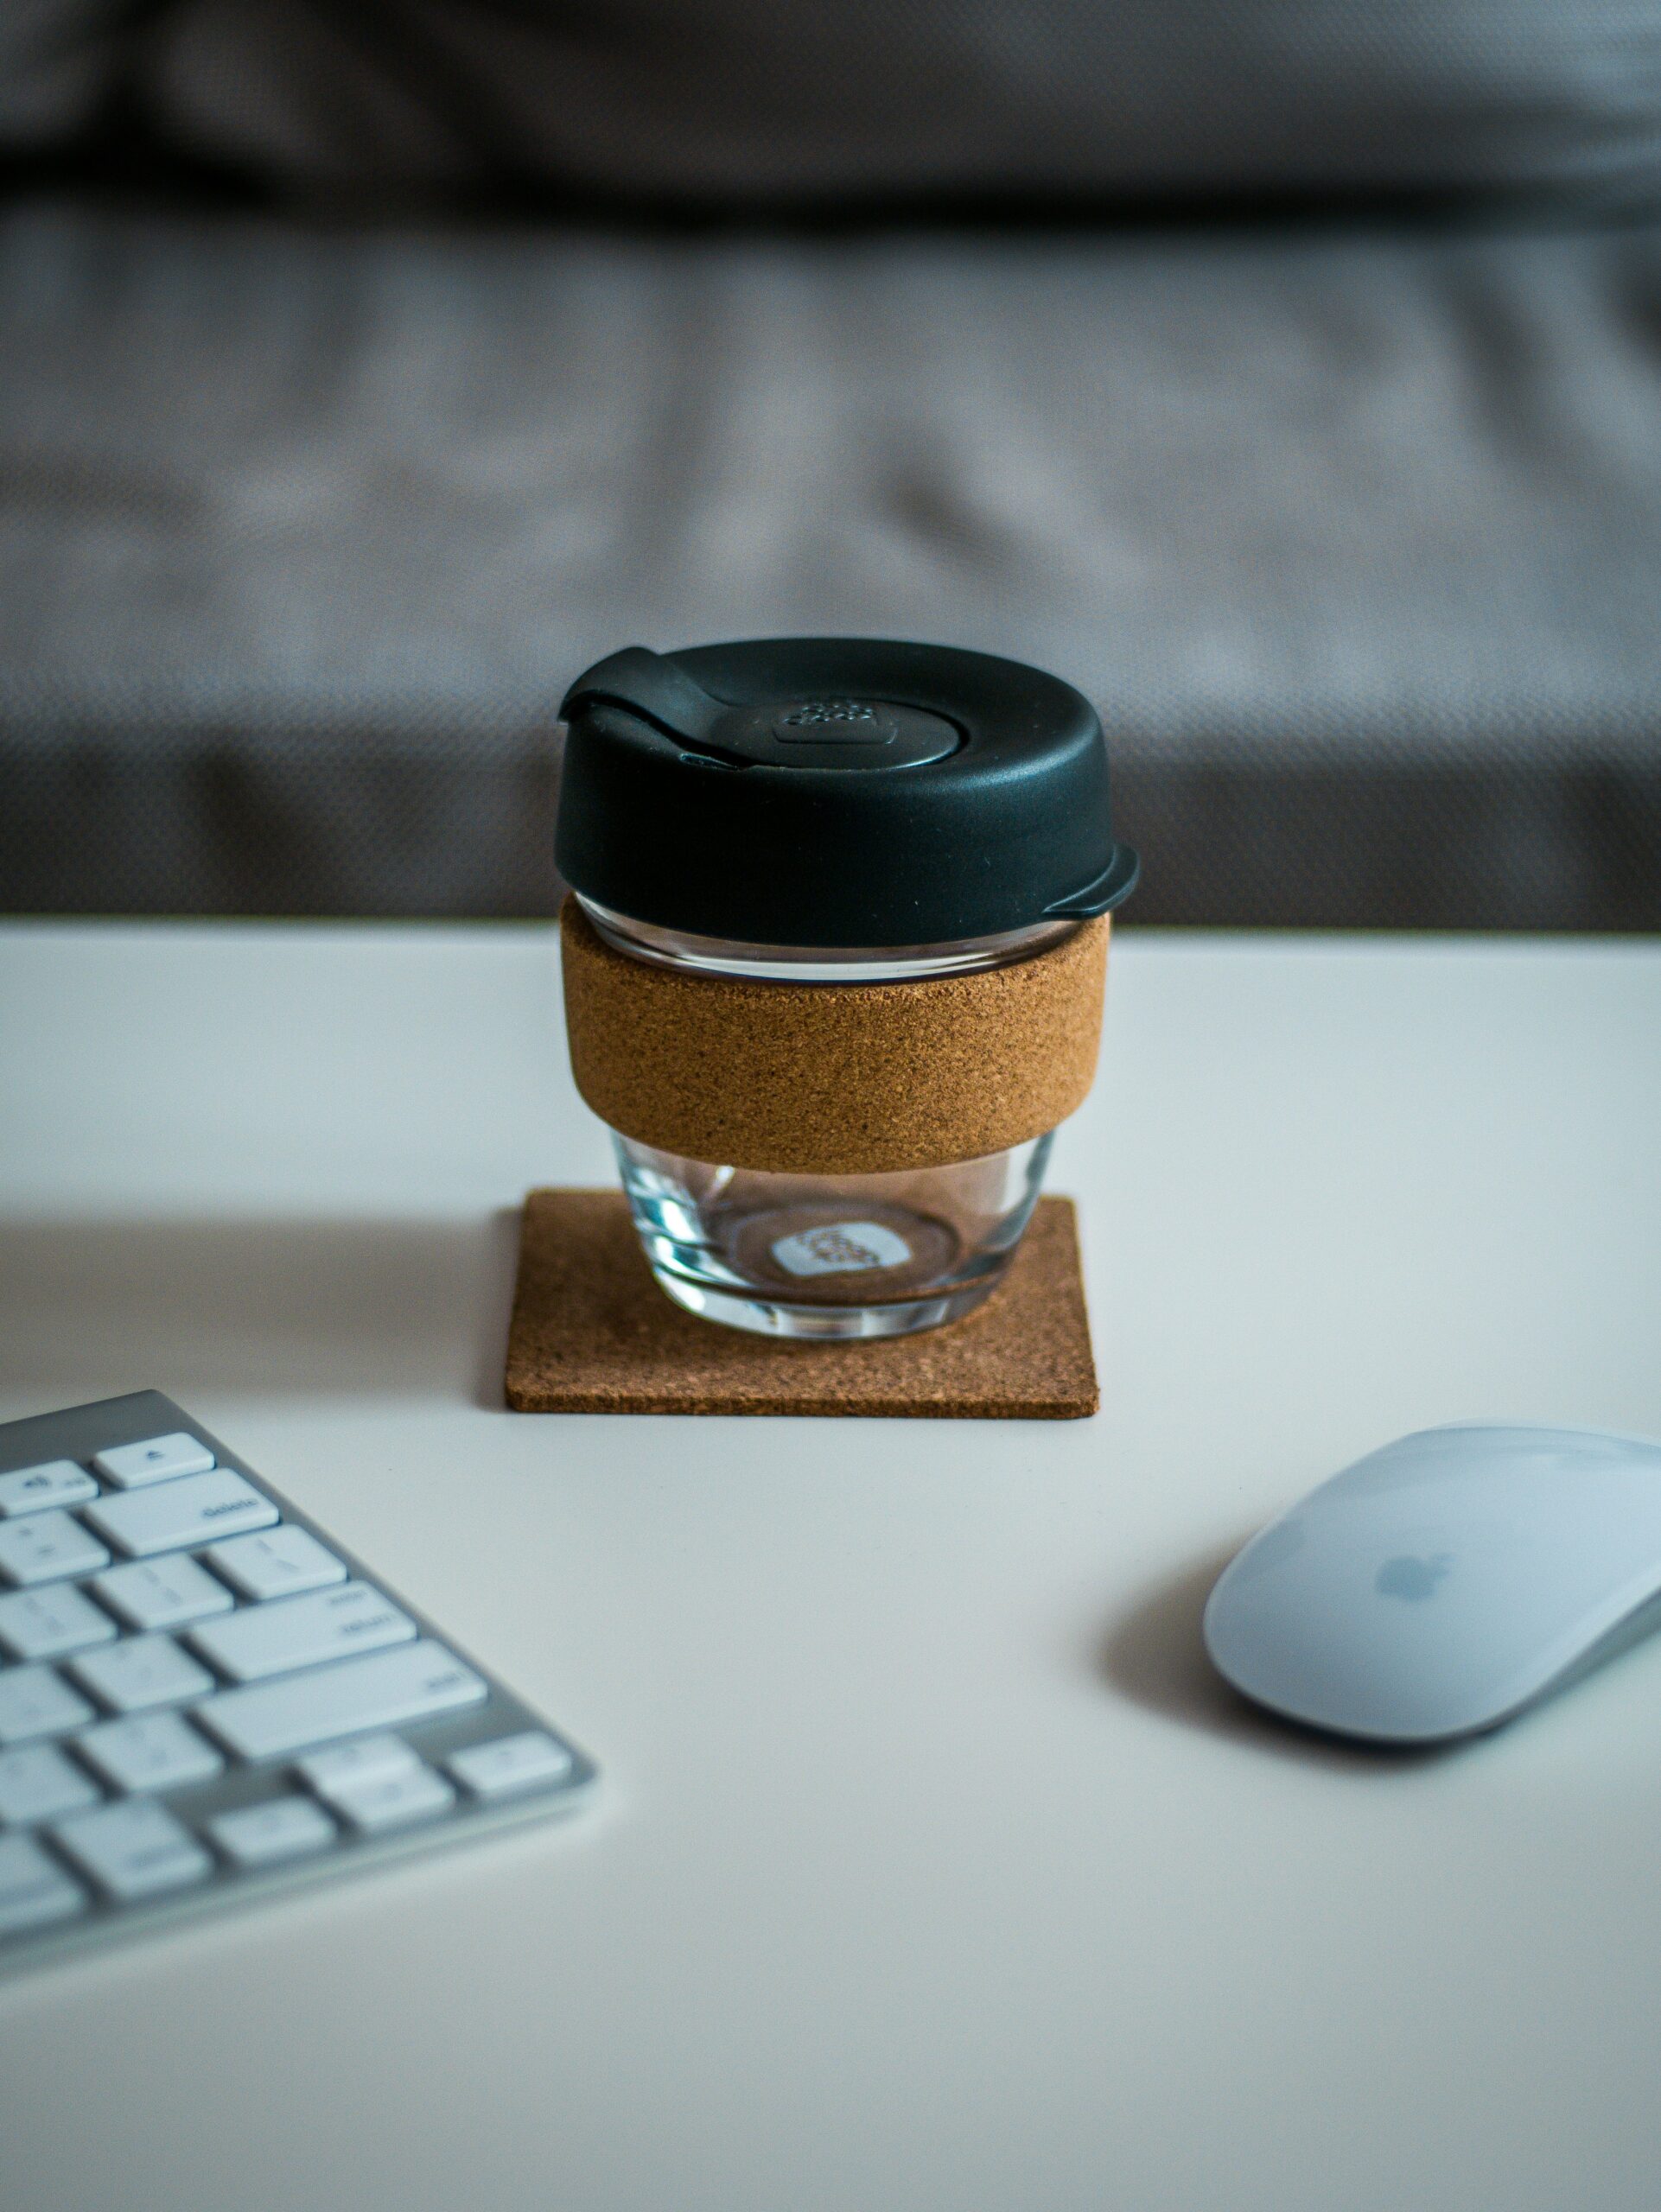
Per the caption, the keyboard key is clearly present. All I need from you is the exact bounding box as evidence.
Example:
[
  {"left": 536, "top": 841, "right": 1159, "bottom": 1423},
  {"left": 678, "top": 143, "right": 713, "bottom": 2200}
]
[
  {"left": 447, "top": 1731, "right": 577, "bottom": 1802},
  {"left": 0, "top": 1665, "right": 95, "bottom": 1745},
  {"left": 0, "top": 1583, "right": 118, "bottom": 1661},
  {"left": 69, "top": 1634, "right": 214, "bottom": 1714},
  {"left": 207, "top": 1796, "right": 336, "bottom": 1870},
  {"left": 84, "top": 1471, "right": 277, "bottom": 1560},
  {"left": 52, "top": 1799, "right": 212, "bottom": 1902},
  {"left": 0, "top": 1510, "right": 110, "bottom": 1587},
  {"left": 92, "top": 1433, "right": 216, "bottom": 1489},
  {"left": 93, "top": 1555, "right": 234, "bottom": 1632},
  {"left": 0, "top": 1833, "right": 86, "bottom": 1935},
  {"left": 189, "top": 1581, "right": 414, "bottom": 1684},
  {"left": 77, "top": 1712, "right": 224, "bottom": 1795},
  {"left": 207, "top": 1525, "right": 345, "bottom": 1601},
  {"left": 324, "top": 1764, "right": 455, "bottom": 1835},
  {"left": 0, "top": 1460, "right": 96, "bottom": 1517},
  {"left": 296, "top": 1733, "right": 420, "bottom": 1796},
  {"left": 0, "top": 1743, "right": 100, "bottom": 1824},
  {"left": 195, "top": 1640, "right": 487, "bottom": 1762}
]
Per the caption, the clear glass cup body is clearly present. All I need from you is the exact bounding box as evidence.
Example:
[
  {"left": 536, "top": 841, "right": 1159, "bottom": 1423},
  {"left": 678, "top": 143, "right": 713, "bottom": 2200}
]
[{"left": 580, "top": 897, "right": 1071, "bottom": 1340}]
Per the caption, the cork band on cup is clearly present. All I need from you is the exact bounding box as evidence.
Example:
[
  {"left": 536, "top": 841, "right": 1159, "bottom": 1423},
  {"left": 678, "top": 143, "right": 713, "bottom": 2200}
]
[{"left": 559, "top": 897, "right": 1110, "bottom": 1176}]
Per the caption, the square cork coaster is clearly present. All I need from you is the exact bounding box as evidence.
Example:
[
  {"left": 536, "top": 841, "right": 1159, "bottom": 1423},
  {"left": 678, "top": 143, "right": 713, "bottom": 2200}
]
[{"left": 505, "top": 1189, "right": 1098, "bottom": 1420}]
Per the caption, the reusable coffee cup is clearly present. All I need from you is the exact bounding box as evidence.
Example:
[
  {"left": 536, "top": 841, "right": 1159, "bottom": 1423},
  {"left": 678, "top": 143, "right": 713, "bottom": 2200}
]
[{"left": 555, "top": 638, "right": 1137, "bottom": 1339}]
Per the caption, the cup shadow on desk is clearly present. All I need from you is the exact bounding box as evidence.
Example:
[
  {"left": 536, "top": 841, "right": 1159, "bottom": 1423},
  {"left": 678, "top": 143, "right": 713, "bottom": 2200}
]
[
  {"left": 0, "top": 1211, "right": 524, "bottom": 1408},
  {"left": 1100, "top": 1547, "right": 1457, "bottom": 1776}
]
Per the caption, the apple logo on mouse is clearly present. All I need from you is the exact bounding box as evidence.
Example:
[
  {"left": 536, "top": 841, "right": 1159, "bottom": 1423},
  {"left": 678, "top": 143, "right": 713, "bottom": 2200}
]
[{"left": 1375, "top": 1553, "right": 1453, "bottom": 1602}]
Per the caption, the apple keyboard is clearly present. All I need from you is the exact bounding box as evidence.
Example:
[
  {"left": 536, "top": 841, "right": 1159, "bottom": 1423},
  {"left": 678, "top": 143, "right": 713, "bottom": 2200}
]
[{"left": 0, "top": 1391, "right": 596, "bottom": 1972}]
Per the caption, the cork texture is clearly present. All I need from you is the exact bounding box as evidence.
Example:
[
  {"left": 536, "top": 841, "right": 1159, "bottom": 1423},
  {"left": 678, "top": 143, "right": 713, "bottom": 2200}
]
[
  {"left": 505, "top": 1188, "right": 1098, "bottom": 1419},
  {"left": 560, "top": 898, "right": 1109, "bottom": 1174}
]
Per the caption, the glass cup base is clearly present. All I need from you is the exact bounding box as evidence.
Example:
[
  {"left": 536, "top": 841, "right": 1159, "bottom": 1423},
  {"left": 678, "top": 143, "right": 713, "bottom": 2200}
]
[
  {"left": 614, "top": 1130, "right": 1053, "bottom": 1341},
  {"left": 646, "top": 1260, "right": 1006, "bottom": 1341}
]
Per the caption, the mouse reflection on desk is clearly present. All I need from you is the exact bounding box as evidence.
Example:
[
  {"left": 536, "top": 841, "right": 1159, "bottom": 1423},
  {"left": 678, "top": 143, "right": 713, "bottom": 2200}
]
[{"left": 1203, "top": 1424, "right": 1661, "bottom": 1745}]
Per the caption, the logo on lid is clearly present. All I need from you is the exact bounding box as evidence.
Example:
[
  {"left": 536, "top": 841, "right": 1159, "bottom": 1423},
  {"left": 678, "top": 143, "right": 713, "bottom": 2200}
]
[
  {"left": 783, "top": 699, "right": 879, "bottom": 727},
  {"left": 773, "top": 699, "right": 897, "bottom": 745}
]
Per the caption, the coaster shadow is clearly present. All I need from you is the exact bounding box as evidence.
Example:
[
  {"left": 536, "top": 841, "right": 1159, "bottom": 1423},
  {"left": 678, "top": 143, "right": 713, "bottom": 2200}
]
[{"left": 0, "top": 1211, "right": 522, "bottom": 1405}]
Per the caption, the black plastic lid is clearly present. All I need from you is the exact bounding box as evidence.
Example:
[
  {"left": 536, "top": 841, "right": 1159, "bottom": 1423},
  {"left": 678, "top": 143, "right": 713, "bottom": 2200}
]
[{"left": 555, "top": 638, "right": 1138, "bottom": 947}]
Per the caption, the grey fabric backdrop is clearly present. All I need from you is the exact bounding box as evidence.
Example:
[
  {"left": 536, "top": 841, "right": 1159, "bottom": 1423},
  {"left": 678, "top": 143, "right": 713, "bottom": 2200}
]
[
  {"left": 2, "top": 201, "right": 1658, "bottom": 924},
  {"left": 4, "top": 3, "right": 1661, "bottom": 207}
]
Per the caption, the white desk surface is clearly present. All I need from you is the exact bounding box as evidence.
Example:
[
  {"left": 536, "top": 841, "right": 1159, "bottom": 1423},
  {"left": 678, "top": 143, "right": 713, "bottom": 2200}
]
[{"left": 3, "top": 922, "right": 1661, "bottom": 2212}]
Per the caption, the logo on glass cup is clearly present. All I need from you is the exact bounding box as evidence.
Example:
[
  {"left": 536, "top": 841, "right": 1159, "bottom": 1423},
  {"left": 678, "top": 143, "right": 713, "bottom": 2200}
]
[{"left": 770, "top": 1222, "right": 913, "bottom": 1276}]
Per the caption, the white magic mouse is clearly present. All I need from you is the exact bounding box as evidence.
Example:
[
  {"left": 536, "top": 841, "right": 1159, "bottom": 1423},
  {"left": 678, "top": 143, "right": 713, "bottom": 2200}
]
[{"left": 1203, "top": 1424, "right": 1661, "bottom": 1744}]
